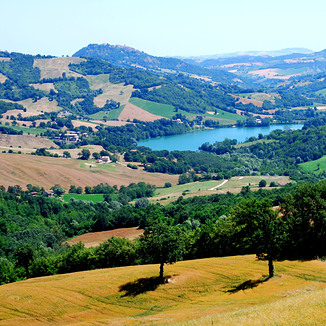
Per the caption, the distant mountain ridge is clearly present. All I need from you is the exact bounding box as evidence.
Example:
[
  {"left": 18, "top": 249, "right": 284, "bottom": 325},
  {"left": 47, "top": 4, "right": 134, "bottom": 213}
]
[
  {"left": 181, "top": 48, "right": 313, "bottom": 60},
  {"left": 73, "top": 43, "right": 249, "bottom": 86}
]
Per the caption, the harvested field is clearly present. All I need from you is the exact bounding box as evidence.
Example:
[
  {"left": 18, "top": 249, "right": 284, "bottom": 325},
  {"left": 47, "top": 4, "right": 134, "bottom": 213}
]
[
  {"left": 119, "top": 102, "right": 165, "bottom": 122},
  {"left": 65, "top": 227, "right": 144, "bottom": 248},
  {"left": 1, "top": 256, "right": 325, "bottom": 325},
  {"left": 86, "top": 74, "right": 134, "bottom": 107},
  {"left": 34, "top": 57, "right": 85, "bottom": 79},
  {"left": 0, "top": 57, "right": 10, "bottom": 62},
  {"left": 0, "top": 134, "right": 58, "bottom": 152},
  {"left": 93, "top": 120, "right": 130, "bottom": 127},
  {"left": 30, "top": 82, "right": 56, "bottom": 93},
  {"left": 232, "top": 95, "right": 263, "bottom": 107},
  {"left": 48, "top": 145, "right": 105, "bottom": 159},
  {"left": 72, "top": 119, "right": 99, "bottom": 131},
  {"left": 235, "top": 109, "right": 273, "bottom": 118},
  {"left": 249, "top": 68, "right": 295, "bottom": 80},
  {"left": 0, "top": 153, "right": 178, "bottom": 189}
]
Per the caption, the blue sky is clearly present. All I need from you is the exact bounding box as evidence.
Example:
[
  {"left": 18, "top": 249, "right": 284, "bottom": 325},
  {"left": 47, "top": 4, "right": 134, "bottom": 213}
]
[{"left": 1, "top": 0, "right": 326, "bottom": 57}]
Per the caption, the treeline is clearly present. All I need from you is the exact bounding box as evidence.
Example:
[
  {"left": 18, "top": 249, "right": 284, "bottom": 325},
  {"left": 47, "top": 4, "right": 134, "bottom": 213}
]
[{"left": 2, "top": 179, "right": 326, "bottom": 283}]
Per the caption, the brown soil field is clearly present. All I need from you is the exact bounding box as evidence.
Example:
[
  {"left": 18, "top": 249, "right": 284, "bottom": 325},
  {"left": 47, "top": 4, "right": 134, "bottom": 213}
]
[
  {"left": 232, "top": 95, "right": 263, "bottom": 107},
  {"left": 0, "top": 154, "right": 178, "bottom": 189},
  {"left": 86, "top": 74, "right": 134, "bottom": 107},
  {"left": 0, "top": 57, "right": 10, "bottom": 62},
  {"left": 0, "top": 134, "right": 58, "bottom": 152},
  {"left": 65, "top": 227, "right": 144, "bottom": 248},
  {"left": 0, "top": 73, "right": 7, "bottom": 83},
  {"left": 249, "top": 68, "right": 294, "bottom": 80},
  {"left": 93, "top": 120, "right": 131, "bottom": 127},
  {"left": 34, "top": 57, "right": 85, "bottom": 79},
  {"left": 30, "top": 82, "right": 56, "bottom": 93},
  {"left": 119, "top": 102, "right": 164, "bottom": 121},
  {"left": 72, "top": 120, "right": 98, "bottom": 131}
]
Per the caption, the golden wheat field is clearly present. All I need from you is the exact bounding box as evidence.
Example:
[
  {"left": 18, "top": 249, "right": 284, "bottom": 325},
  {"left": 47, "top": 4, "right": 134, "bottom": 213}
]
[{"left": 0, "top": 255, "right": 325, "bottom": 325}]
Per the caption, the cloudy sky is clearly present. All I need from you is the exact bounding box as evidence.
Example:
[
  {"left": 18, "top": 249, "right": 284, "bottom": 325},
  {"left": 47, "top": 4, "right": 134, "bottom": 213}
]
[{"left": 1, "top": 0, "right": 326, "bottom": 57}]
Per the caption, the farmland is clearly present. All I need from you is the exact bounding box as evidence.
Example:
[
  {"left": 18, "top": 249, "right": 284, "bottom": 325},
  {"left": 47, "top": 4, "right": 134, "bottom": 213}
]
[
  {"left": 0, "top": 255, "right": 325, "bottom": 325},
  {"left": 0, "top": 153, "right": 178, "bottom": 189}
]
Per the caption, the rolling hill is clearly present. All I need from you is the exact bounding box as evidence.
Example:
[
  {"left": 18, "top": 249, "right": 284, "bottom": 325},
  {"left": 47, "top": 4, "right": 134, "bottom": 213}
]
[{"left": 0, "top": 255, "right": 325, "bottom": 325}]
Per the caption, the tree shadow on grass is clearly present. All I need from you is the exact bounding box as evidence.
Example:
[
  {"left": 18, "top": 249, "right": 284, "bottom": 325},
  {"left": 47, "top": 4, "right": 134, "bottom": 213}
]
[
  {"left": 119, "top": 276, "right": 171, "bottom": 297},
  {"left": 225, "top": 275, "right": 271, "bottom": 294}
]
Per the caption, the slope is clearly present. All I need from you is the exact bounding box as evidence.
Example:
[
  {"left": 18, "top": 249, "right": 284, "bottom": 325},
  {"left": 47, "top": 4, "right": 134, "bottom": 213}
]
[{"left": 0, "top": 255, "right": 325, "bottom": 325}]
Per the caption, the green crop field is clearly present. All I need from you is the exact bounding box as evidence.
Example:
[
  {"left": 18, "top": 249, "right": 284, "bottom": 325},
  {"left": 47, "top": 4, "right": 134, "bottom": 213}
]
[
  {"left": 129, "top": 97, "right": 245, "bottom": 123},
  {"left": 89, "top": 105, "right": 125, "bottom": 120},
  {"left": 299, "top": 155, "right": 326, "bottom": 173},
  {"left": 9, "top": 125, "right": 48, "bottom": 135},
  {"left": 63, "top": 193, "right": 105, "bottom": 203}
]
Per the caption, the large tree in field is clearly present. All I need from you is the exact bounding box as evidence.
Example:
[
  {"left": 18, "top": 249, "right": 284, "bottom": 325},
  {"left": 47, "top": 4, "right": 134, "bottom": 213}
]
[
  {"left": 139, "top": 222, "right": 185, "bottom": 281},
  {"left": 231, "top": 198, "right": 281, "bottom": 278}
]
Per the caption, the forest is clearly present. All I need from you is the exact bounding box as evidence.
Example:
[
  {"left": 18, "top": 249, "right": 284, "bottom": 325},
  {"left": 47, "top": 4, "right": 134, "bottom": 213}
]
[{"left": 1, "top": 178, "right": 325, "bottom": 283}]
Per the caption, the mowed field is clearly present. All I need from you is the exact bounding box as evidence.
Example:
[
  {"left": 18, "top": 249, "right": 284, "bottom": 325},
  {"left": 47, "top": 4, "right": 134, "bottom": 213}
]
[
  {"left": 65, "top": 227, "right": 144, "bottom": 248},
  {"left": 0, "top": 255, "right": 325, "bottom": 325},
  {"left": 0, "top": 153, "right": 178, "bottom": 189},
  {"left": 151, "top": 176, "right": 291, "bottom": 204}
]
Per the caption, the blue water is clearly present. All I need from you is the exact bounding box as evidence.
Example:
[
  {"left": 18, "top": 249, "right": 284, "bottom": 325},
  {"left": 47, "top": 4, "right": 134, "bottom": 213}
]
[{"left": 138, "top": 124, "right": 304, "bottom": 151}]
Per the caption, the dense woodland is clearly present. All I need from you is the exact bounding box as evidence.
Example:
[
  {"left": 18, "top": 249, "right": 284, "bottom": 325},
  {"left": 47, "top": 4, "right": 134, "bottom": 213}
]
[{"left": 1, "top": 179, "right": 325, "bottom": 283}]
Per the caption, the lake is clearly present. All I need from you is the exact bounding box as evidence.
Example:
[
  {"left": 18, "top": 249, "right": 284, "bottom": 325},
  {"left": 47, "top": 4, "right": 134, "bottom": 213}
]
[{"left": 138, "top": 124, "right": 304, "bottom": 151}]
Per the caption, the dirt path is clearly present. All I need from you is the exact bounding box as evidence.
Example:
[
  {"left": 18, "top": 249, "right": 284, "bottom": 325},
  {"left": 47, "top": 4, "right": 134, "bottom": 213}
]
[{"left": 209, "top": 179, "right": 229, "bottom": 190}]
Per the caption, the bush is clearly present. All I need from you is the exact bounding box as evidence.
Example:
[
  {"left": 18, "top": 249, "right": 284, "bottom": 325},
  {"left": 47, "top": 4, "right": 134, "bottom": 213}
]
[{"left": 259, "top": 179, "right": 267, "bottom": 187}]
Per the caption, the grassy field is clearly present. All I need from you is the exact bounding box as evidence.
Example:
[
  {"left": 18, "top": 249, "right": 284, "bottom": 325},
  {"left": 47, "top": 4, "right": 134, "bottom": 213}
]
[
  {"left": 0, "top": 255, "right": 325, "bottom": 325},
  {"left": 129, "top": 98, "right": 246, "bottom": 123},
  {"left": 89, "top": 105, "right": 125, "bottom": 120},
  {"left": 63, "top": 193, "right": 105, "bottom": 203},
  {"left": 151, "top": 176, "right": 290, "bottom": 204},
  {"left": 5, "top": 125, "right": 48, "bottom": 135},
  {"left": 299, "top": 155, "right": 326, "bottom": 174}
]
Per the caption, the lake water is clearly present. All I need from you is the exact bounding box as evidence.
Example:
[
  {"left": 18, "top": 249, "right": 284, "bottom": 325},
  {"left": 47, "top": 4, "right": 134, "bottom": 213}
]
[{"left": 138, "top": 124, "right": 304, "bottom": 151}]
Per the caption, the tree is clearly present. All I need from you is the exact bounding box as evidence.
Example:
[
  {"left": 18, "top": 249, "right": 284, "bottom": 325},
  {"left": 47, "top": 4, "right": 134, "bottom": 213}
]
[
  {"left": 92, "top": 152, "right": 100, "bottom": 160},
  {"left": 139, "top": 222, "right": 185, "bottom": 281},
  {"left": 14, "top": 244, "right": 34, "bottom": 278},
  {"left": 259, "top": 179, "right": 267, "bottom": 188},
  {"left": 51, "top": 184, "right": 65, "bottom": 197},
  {"left": 231, "top": 198, "right": 281, "bottom": 278},
  {"left": 63, "top": 151, "right": 71, "bottom": 158},
  {"left": 78, "top": 148, "right": 90, "bottom": 160}
]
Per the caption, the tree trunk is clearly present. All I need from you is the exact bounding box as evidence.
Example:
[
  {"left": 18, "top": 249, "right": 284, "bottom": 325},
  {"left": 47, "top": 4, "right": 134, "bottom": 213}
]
[
  {"left": 159, "top": 262, "right": 164, "bottom": 281},
  {"left": 268, "top": 258, "right": 274, "bottom": 278}
]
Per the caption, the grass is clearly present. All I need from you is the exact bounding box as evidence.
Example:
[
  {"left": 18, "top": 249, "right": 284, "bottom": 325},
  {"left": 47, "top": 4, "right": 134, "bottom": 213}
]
[
  {"left": 151, "top": 176, "right": 290, "bottom": 204},
  {"left": 299, "top": 155, "right": 326, "bottom": 174},
  {"left": 1, "top": 255, "right": 325, "bottom": 325},
  {"left": 89, "top": 105, "right": 125, "bottom": 120},
  {"left": 63, "top": 193, "right": 105, "bottom": 203},
  {"left": 8, "top": 125, "right": 48, "bottom": 135},
  {"left": 276, "top": 67, "right": 308, "bottom": 76},
  {"left": 129, "top": 98, "right": 246, "bottom": 123},
  {"left": 129, "top": 97, "right": 191, "bottom": 119}
]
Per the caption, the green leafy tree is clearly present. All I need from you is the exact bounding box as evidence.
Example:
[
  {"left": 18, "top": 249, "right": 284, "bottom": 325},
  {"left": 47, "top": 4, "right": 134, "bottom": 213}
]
[
  {"left": 259, "top": 179, "right": 267, "bottom": 188},
  {"left": 14, "top": 244, "right": 35, "bottom": 278},
  {"left": 139, "top": 222, "right": 185, "bottom": 281},
  {"left": 78, "top": 148, "right": 90, "bottom": 160},
  {"left": 51, "top": 184, "right": 65, "bottom": 197},
  {"left": 231, "top": 198, "right": 281, "bottom": 278},
  {"left": 63, "top": 151, "right": 71, "bottom": 158}
]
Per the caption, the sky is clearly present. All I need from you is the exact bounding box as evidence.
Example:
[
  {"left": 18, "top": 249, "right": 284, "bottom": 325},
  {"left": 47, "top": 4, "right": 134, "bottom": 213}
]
[{"left": 1, "top": 0, "right": 326, "bottom": 57}]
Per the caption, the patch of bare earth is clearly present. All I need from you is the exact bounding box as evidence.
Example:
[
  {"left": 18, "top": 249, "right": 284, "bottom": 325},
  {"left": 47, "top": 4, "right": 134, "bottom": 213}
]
[
  {"left": 231, "top": 95, "right": 263, "bottom": 107},
  {"left": 0, "top": 154, "right": 178, "bottom": 189},
  {"left": 249, "top": 68, "right": 297, "bottom": 80},
  {"left": 65, "top": 227, "right": 144, "bottom": 248},
  {"left": 119, "top": 102, "right": 165, "bottom": 122},
  {"left": 72, "top": 120, "right": 98, "bottom": 131},
  {"left": 93, "top": 120, "right": 131, "bottom": 127},
  {"left": 86, "top": 75, "right": 134, "bottom": 107},
  {"left": 0, "top": 134, "right": 58, "bottom": 152},
  {"left": 235, "top": 109, "right": 273, "bottom": 118},
  {"left": 34, "top": 57, "right": 85, "bottom": 79},
  {"left": 17, "top": 97, "right": 62, "bottom": 116},
  {"left": 0, "top": 73, "right": 7, "bottom": 83}
]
